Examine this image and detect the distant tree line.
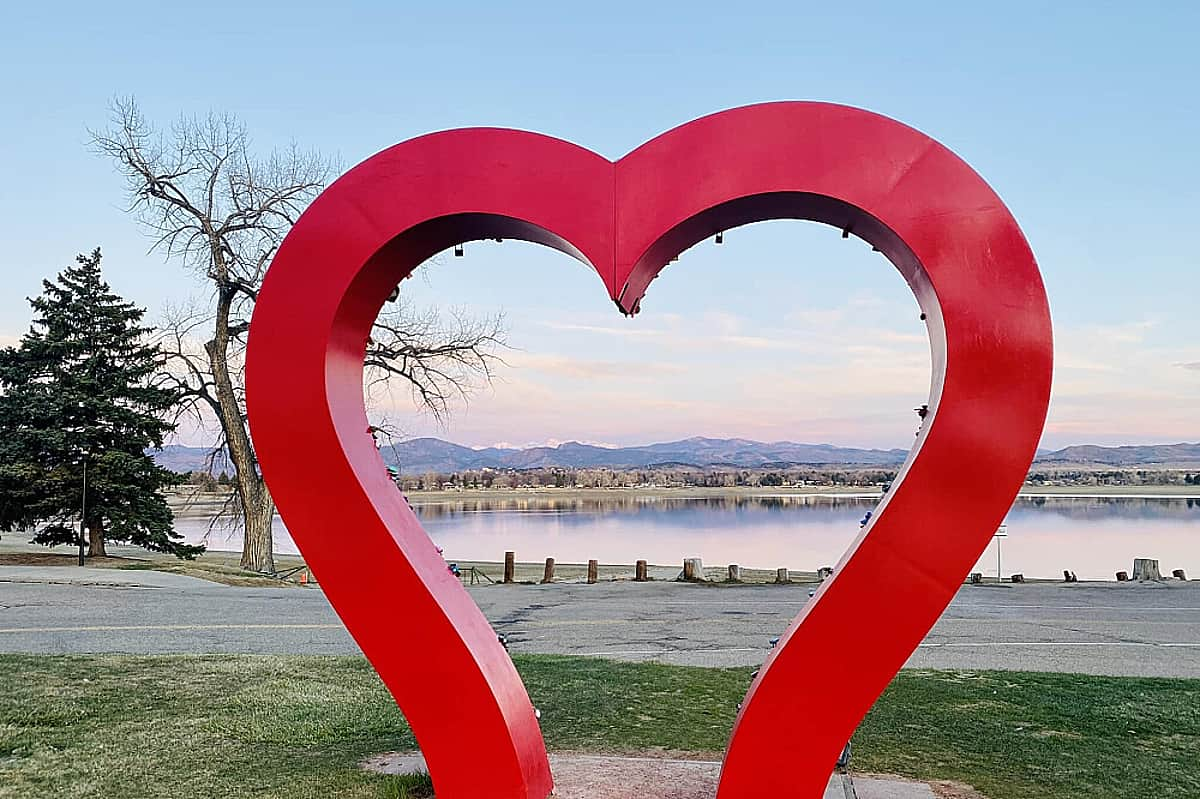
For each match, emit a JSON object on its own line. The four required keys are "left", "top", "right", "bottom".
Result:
{"left": 183, "top": 471, "right": 235, "bottom": 493}
{"left": 395, "top": 466, "right": 898, "bottom": 491}
{"left": 170, "top": 464, "right": 1200, "bottom": 497}
{"left": 384, "top": 465, "right": 1200, "bottom": 492}
{"left": 1028, "top": 469, "right": 1200, "bottom": 486}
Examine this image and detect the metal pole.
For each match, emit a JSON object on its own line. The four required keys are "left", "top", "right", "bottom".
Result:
{"left": 78, "top": 458, "right": 87, "bottom": 567}
{"left": 994, "top": 525, "right": 1007, "bottom": 583}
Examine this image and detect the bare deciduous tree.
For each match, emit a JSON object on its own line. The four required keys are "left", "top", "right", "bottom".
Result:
{"left": 93, "top": 98, "right": 505, "bottom": 573}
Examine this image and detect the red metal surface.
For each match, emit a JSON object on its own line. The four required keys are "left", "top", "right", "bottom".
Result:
{"left": 246, "top": 102, "right": 1052, "bottom": 799}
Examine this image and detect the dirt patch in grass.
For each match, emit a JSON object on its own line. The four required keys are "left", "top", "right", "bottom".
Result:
{"left": 113, "top": 561, "right": 300, "bottom": 587}
{"left": 0, "top": 550, "right": 305, "bottom": 588}
{"left": 928, "top": 779, "right": 988, "bottom": 799}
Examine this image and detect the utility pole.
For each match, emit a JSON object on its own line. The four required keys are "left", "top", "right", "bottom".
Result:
{"left": 78, "top": 457, "right": 87, "bottom": 567}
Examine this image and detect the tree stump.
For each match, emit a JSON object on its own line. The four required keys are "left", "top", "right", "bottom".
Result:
{"left": 1116, "top": 571, "right": 1130, "bottom": 582}
{"left": 727, "top": 564, "right": 741, "bottom": 582}
{"left": 503, "top": 551, "right": 515, "bottom": 584}
{"left": 541, "top": 557, "right": 555, "bottom": 584}
{"left": 635, "top": 560, "right": 648, "bottom": 582}
{"left": 1132, "top": 558, "right": 1162, "bottom": 581}
{"left": 587, "top": 559, "right": 598, "bottom": 584}
{"left": 1172, "top": 569, "right": 1187, "bottom": 581}
{"left": 682, "top": 558, "right": 704, "bottom": 582}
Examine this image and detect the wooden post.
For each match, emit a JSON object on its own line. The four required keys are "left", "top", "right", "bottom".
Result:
{"left": 775, "top": 568, "right": 790, "bottom": 584}
{"left": 1010, "top": 573, "right": 1025, "bottom": 583}
{"left": 683, "top": 558, "right": 703, "bottom": 581}
{"left": 587, "top": 559, "right": 598, "bottom": 584}
{"left": 1173, "top": 569, "right": 1188, "bottom": 581}
{"left": 541, "top": 557, "right": 555, "bottom": 584}
{"left": 503, "top": 551, "right": 515, "bottom": 584}
{"left": 1116, "top": 570, "right": 1130, "bottom": 582}
{"left": 727, "top": 564, "right": 741, "bottom": 582}
{"left": 635, "top": 560, "right": 648, "bottom": 581}
{"left": 1132, "top": 558, "right": 1162, "bottom": 581}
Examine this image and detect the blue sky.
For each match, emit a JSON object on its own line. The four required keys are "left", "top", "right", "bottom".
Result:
{"left": 2, "top": 1, "right": 1197, "bottom": 449}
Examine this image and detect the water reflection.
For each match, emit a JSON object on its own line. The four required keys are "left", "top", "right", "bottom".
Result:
{"left": 414, "top": 494, "right": 876, "bottom": 523}
{"left": 174, "top": 495, "right": 1200, "bottom": 581}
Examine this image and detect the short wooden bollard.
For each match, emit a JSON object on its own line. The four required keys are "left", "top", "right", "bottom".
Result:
{"left": 1133, "top": 558, "right": 1162, "bottom": 581}
{"left": 727, "top": 564, "right": 741, "bottom": 582}
{"left": 1173, "top": 569, "right": 1188, "bottom": 581}
{"left": 1116, "top": 571, "right": 1130, "bottom": 582}
{"left": 682, "top": 558, "right": 704, "bottom": 581}
{"left": 587, "top": 559, "right": 598, "bottom": 584}
{"left": 969, "top": 572, "right": 983, "bottom": 585}
{"left": 635, "top": 560, "right": 648, "bottom": 581}
{"left": 542, "top": 558, "right": 555, "bottom": 584}
{"left": 775, "top": 568, "right": 790, "bottom": 584}
{"left": 1010, "top": 573, "right": 1025, "bottom": 583}
{"left": 503, "top": 551, "right": 515, "bottom": 584}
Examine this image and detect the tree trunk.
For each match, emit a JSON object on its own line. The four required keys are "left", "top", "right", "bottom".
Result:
{"left": 239, "top": 478, "right": 276, "bottom": 573}
{"left": 88, "top": 518, "right": 107, "bottom": 559}
{"left": 205, "top": 280, "right": 275, "bottom": 573}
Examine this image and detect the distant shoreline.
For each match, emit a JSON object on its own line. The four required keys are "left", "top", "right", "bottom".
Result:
{"left": 408, "top": 484, "right": 1200, "bottom": 502}
{"left": 167, "top": 483, "right": 1200, "bottom": 512}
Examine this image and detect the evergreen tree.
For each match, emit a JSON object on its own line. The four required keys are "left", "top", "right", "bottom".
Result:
{"left": 0, "top": 249, "right": 201, "bottom": 558}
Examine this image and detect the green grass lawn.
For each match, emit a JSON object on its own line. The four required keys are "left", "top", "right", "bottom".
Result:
{"left": 0, "top": 654, "right": 1196, "bottom": 798}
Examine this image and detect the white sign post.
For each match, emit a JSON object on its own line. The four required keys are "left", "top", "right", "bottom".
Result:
{"left": 994, "top": 525, "right": 1008, "bottom": 582}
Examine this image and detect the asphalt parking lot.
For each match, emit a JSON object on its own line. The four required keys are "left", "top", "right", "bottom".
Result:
{"left": 1, "top": 566, "right": 1197, "bottom": 677}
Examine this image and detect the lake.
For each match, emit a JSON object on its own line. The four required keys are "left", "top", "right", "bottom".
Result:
{"left": 175, "top": 493, "right": 1200, "bottom": 581}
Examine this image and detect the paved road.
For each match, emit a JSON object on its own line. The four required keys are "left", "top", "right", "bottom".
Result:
{"left": 1, "top": 566, "right": 1198, "bottom": 677}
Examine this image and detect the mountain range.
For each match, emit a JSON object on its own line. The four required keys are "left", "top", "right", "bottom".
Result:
{"left": 154, "top": 438, "right": 1200, "bottom": 475}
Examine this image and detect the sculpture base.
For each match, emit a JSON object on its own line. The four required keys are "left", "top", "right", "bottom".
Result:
{"left": 362, "top": 752, "right": 953, "bottom": 798}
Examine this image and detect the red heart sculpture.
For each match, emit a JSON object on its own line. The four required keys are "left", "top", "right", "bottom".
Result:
{"left": 245, "top": 102, "right": 1052, "bottom": 799}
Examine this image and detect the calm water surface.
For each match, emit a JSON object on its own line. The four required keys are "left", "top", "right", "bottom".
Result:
{"left": 177, "top": 494, "right": 1200, "bottom": 581}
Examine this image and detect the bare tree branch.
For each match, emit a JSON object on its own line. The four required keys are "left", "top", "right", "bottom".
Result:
{"left": 93, "top": 97, "right": 508, "bottom": 571}
{"left": 365, "top": 299, "right": 508, "bottom": 424}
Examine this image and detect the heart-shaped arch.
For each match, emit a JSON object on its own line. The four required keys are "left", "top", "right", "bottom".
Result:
{"left": 246, "top": 102, "right": 1052, "bottom": 799}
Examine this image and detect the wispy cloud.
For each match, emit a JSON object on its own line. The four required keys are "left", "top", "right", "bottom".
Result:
{"left": 504, "top": 351, "right": 687, "bottom": 379}
{"left": 1081, "top": 319, "right": 1158, "bottom": 345}
{"left": 1176, "top": 361, "right": 1200, "bottom": 372}
{"left": 539, "top": 320, "right": 663, "bottom": 339}
{"left": 1056, "top": 356, "right": 1118, "bottom": 373}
